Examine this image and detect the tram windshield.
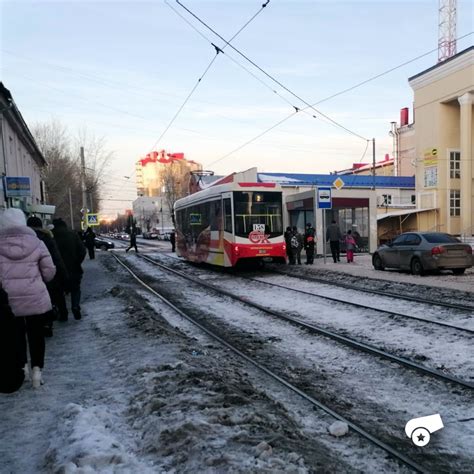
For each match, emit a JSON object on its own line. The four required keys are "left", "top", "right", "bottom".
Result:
{"left": 233, "top": 191, "right": 283, "bottom": 238}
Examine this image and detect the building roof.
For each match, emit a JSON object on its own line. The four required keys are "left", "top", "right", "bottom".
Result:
{"left": 0, "top": 82, "right": 46, "bottom": 166}
{"left": 258, "top": 172, "right": 415, "bottom": 189}
{"left": 377, "top": 208, "right": 436, "bottom": 220}
{"left": 408, "top": 45, "right": 474, "bottom": 82}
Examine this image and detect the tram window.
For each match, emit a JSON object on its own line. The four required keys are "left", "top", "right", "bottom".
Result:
{"left": 233, "top": 191, "right": 283, "bottom": 238}
{"left": 224, "top": 198, "right": 232, "bottom": 233}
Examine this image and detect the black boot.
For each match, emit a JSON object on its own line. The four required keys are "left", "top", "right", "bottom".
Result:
{"left": 72, "top": 308, "right": 82, "bottom": 320}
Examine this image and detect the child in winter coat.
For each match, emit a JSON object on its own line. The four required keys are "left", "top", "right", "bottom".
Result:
{"left": 345, "top": 230, "right": 357, "bottom": 263}
{"left": 0, "top": 208, "right": 56, "bottom": 388}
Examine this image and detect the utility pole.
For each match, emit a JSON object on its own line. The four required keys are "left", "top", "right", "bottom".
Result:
{"left": 372, "top": 138, "right": 376, "bottom": 190}
{"left": 68, "top": 187, "right": 75, "bottom": 230}
{"left": 80, "top": 146, "right": 87, "bottom": 230}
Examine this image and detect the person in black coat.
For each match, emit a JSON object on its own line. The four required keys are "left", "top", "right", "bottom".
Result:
{"left": 169, "top": 230, "right": 176, "bottom": 253}
{"left": 52, "top": 218, "right": 87, "bottom": 321}
{"left": 83, "top": 227, "right": 96, "bottom": 260}
{"left": 27, "top": 216, "right": 69, "bottom": 336}
{"left": 0, "top": 286, "right": 25, "bottom": 393}
{"left": 304, "top": 223, "right": 316, "bottom": 265}
{"left": 284, "top": 226, "right": 294, "bottom": 264}
{"left": 125, "top": 230, "right": 139, "bottom": 253}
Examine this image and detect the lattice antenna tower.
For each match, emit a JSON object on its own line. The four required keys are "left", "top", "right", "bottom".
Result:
{"left": 438, "top": 0, "right": 457, "bottom": 62}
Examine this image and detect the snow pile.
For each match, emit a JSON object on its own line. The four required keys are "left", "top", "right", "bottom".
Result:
{"left": 127, "top": 361, "right": 309, "bottom": 473}
{"left": 328, "top": 421, "right": 349, "bottom": 437}
{"left": 45, "top": 403, "right": 153, "bottom": 473}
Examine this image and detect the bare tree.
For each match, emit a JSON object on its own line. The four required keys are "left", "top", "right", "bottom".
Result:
{"left": 160, "top": 161, "right": 191, "bottom": 224}
{"left": 32, "top": 120, "right": 114, "bottom": 228}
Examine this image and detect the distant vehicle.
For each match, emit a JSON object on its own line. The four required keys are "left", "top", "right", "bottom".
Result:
{"left": 156, "top": 227, "right": 175, "bottom": 241}
{"left": 142, "top": 231, "right": 158, "bottom": 239}
{"left": 372, "top": 232, "right": 472, "bottom": 275}
{"left": 174, "top": 181, "right": 285, "bottom": 267}
{"left": 94, "top": 236, "right": 115, "bottom": 251}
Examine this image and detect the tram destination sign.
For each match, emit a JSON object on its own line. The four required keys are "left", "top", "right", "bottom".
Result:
{"left": 317, "top": 186, "right": 332, "bottom": 209}
{"left": 4, "top": 176, "right": 31, "bottom": 197}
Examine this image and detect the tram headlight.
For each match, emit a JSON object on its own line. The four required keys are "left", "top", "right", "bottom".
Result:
{"left": 234, "top": 246, "right": 240, "bottom": 255}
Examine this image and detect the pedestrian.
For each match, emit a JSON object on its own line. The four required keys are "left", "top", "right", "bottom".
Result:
{"left": 304, "top": 223, "right": 316, "bottom": 264}
{"left": 170, "top": 230, "right": 176, "bottom": 253}
{"left": 27, "top": 216, "right": 69, "bottom": 337}
{"left": 125, "top": 229, "right": 139, "bottom": 253}
{"left": 284, "top": 226, "right": 295, "bottom": 264}
{"left": 292, "top": 226, "right": 304, "bottom": 265}
{"left": 0, "top": 285, "right": 25, "bottom": 393}
{"left": 326, "top": 219, "right": 342, "bottom": 263}
{"left": 83, "top": 227, "right": 96, "bottom": 259}
{"left": 0, "top": 208, "right": 56, "bottom": 388}
{"left": 345, "top": 230, "right": 357, "bottom": 263}
{"left": 52, "top": 218, "right": 87, "bottom": 321}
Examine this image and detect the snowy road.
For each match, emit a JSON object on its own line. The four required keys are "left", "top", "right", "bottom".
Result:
{"left": 118, "top": 252, "right": 474, "bottom": 472}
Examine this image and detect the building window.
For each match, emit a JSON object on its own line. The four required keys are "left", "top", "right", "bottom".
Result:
{"left": 382, "top": 194, "right": 392, "bottom": 206}
{"left": 411, "top": 195, "right": 416, "bottom": 205}
{"left": 450, "top": 151, "right": 461, "bottom": 179}
{"left": 450, "top": 190, "right": 460, "bottom": 216}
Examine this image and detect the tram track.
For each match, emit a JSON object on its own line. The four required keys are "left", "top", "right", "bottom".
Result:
{"left": 267, "top": 267, "right": 474, "bottom": 313}
{"left": 137, "top": 253, "right": 473, "bottom": 390}
{"left": 237, "top": 274, "right": 474, "bottom": 335}
{"left": 110, "top": 252, "right": 426, "bottom": 473}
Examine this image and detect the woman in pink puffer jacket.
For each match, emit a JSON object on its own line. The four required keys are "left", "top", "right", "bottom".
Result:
{"left": 0, "top": 208, "right": 56, "bottom": 388}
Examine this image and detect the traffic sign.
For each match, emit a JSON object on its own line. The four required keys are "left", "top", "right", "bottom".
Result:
{"left": 317, "top": 187, "right": 332, "bottom": 209}
{"left": 333, "top": 177, "right": 345, "bottom": 190}
{"left": 86, "top": 213, "right": 99, "bottom": 226}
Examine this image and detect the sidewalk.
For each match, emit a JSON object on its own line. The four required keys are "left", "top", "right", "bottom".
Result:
{"left": 307, "top": 253, "right": 474, "bottom": 293}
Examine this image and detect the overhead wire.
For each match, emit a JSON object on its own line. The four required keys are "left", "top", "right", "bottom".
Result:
{"left": 149, "top": 0, "right": 272, "bottom": 152}
{"left": 175, "top": 0, "right": 368, "bottom": 141}
{"left": 206, "top": 31, "right": 473, "bottom": 168}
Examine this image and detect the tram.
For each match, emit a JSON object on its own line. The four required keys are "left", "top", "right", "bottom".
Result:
{"left": 174, "top": 181, "right": 286, "bottom": 267}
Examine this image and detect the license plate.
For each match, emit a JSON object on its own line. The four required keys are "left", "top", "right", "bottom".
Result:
{"left": 259, "top": 250, "right": 267, "bottom": 254}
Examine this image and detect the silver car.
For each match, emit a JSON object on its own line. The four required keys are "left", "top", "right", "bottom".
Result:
{"left": 372, "top": 232, "right": 472, "bottom": 275}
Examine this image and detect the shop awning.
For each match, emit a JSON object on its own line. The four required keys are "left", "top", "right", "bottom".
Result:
{"left": 377, "top": 208, "right": 437, "bottom": 220}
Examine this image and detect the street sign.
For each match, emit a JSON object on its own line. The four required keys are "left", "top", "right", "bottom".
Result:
{"left": 333, "top": 177, "right": 345, "bottom": 190}
{"left": 4, "top": 177, "right": 31, "bottom": 197}
{"left": 317, "top": 187, "right": 332, "bottom": 209}
{"left": 86, "top": 213, "right": 99, "bottom": 226}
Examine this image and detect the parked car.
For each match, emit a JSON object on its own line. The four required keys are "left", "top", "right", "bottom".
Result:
{"left": 372, "top": 232, "right": 472, "bottom": 275}
{"left": 94, "top": 236, "right": 115, "bottom": 251}
{"left": 142, "top": 231, "right": 158, "bottom": 239}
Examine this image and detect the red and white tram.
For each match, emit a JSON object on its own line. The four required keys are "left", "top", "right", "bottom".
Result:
{"left": 174, "top": 181, "right": 285, "bottom": 267}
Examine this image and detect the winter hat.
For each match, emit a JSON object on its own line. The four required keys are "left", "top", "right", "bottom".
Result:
{"left": 53, "top": 218, "right": 67, "bottom": 229}
{"left": 27, "top": 216, "right": 43, "bottom": 228}
{"left": 0, "top": 208, "right": 27, "bottom": 230}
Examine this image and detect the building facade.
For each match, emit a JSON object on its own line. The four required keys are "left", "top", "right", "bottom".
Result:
{"left": 408, "top": 46, "right": 473, "bottom": 237}
{"left": 132, "top": 196, "right": 173, "bottom": 234}
{"left": 0, "top": 83, "right": 53, "bottom": 218}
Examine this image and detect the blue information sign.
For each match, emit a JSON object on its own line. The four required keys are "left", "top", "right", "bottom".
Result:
{"left": 317, "top": 187, "right": 332, "bottom": 209}
{"left": 4, "top": 177, "right": 31, "bottom": 197}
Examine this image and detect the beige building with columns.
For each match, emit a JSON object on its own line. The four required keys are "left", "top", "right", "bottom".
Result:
{"left": 408, "top": 46, "right": 473, "bottom": 238}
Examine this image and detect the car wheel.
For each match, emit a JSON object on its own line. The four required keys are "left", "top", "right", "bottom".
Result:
{"left": 452, "top": 268, "right": 466, "bottom": 275}
{"left": 373, "top": 254, "right": 385, "bottom": 271}
{"left": 411, "top": 257, "right": 424, "bottom": 276}
{"left": 100, "top": 244, "right": 108, "bottom": 251}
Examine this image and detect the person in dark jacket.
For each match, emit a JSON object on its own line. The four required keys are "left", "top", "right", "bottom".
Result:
{"left": 326, "top": 220, "right": 342, "bottom": 263}
{"left": 52, "top": 218, "right": 87, "bottom": 321}
{"left": 292, "top": 226, "right": 304, "bottom": 265}
{"left": 83, "top": 227, "right": 96, "bottom": 259}
{"left": 125, "top": 230, "right": 139, "bottom": 253}
{"left": 27, "top": 216, "right": 69, "bottom": 337}
{"left": 170, "top": 230, "right": 176, "bottom": 253}
{"left": 0, "top": 285, "right": 25, "bottom": 393}
{"left": 284, "top": 226, "right": 295, "bottom": 264}
{"left": 304, "top": 223, "right": 316, "bottom": 265}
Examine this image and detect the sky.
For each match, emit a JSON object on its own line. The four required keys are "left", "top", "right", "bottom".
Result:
{"left": 1, "top": 0, "right": 473, "bottom": 218}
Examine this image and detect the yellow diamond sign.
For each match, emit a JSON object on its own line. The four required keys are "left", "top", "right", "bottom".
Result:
{"left": 333, "top": 177, "right": 345, "bottom": 190}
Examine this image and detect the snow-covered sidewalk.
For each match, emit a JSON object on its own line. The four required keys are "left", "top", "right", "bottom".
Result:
{"left": 302, "top": 253, "right": 474, "bottom": 293}
{"left": 1, "top": 254, "right": 363, "bottom": 473}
